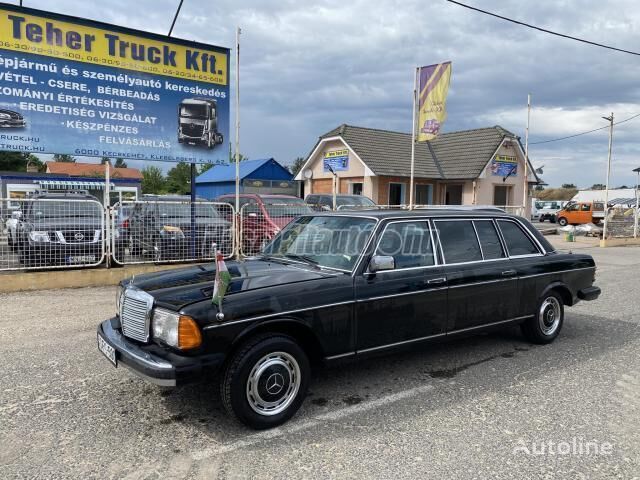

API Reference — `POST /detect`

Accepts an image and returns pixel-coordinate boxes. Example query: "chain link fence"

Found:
[1,197,105,271]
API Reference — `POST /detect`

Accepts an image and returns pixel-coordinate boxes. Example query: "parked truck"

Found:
[556,201,605,226]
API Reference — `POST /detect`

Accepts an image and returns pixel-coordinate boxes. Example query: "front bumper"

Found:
[22,243,103,264]
[97,318,224,386]
[578,286,601,301]
[0,119,25,128]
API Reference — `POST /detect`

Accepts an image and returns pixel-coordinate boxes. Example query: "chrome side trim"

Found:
[202,299,356,330]
[448,278,512,289]
[356,286,448,303]
[357,332,447,354]
[449,315,532,334]
[519,266,595,279]
[325,351,356,361]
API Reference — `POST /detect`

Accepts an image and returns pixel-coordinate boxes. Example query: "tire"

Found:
[521,291,564,344]
[221,334,310,429]
[557,217,568,227]
[550,216,557,224]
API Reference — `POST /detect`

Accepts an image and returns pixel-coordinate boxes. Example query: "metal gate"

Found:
[1,197,105,271]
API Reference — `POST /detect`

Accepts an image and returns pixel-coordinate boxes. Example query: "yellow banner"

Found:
[0,7,228,85]
[417,62,452,142]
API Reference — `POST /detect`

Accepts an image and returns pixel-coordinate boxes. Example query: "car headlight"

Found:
[152,308,201,350]
[28,231,50,242]
[161,225,184,238]
[115,285,125,316]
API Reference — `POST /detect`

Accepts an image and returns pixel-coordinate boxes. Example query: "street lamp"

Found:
[601,113,614,246]
[633,166,640,238]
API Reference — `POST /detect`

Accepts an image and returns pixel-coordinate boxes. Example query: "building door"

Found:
[445,185,463,205]
[350,182,363,195]
[415,184,433,205]
[388,183,405,205]
[493,185,511,206]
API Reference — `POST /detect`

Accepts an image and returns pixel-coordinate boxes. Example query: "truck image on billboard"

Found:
[0,3,230,164]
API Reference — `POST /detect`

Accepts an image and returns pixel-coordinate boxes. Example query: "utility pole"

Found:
[633,166,640,238]
[601,113,614,246]
[523,94,531,214]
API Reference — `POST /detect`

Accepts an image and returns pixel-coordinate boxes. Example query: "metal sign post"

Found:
[634,166,640,239]
[601,113,614,246]
[408,67,418,210]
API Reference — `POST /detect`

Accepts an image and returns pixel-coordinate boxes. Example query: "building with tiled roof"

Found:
[295,124,540,209]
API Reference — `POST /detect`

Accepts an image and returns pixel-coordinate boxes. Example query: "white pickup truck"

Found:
[532,200,568,223]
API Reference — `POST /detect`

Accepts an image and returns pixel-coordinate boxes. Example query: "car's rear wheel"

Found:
[521,291,564,344]
[221,334,310,429]
[557,217,568,226]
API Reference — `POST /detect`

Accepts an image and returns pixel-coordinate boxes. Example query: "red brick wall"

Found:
[376,176,435,204]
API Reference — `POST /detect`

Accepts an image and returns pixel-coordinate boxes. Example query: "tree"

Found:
[53,153,75,163]
[114,158,127,168]
[166,162,192,194]
[0,152,44,172]
[141,166,166,194]
[561,183,576,189]
[100,157,111,165]
[229,151,246,163]
[590,183,606,190]
[534,185,545,192]
[288,156,306,176]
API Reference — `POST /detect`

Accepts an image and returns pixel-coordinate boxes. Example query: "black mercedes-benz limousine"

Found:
[97,209,601,429]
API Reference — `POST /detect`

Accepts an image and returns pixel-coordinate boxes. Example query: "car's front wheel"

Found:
[221,334,310,429]
[521,291,564,344]
[557,217,568,226]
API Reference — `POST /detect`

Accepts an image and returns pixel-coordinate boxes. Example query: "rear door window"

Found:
[473,220,505,260]
[497,220,540,256]
[435,220,483,264]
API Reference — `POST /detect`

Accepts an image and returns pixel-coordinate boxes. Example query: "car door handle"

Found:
[502,270,517,277]
[427,277,447,285]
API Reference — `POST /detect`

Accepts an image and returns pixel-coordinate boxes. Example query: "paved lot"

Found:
[1,243,639,479]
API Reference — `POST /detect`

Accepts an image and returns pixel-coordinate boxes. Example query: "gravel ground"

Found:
[1,244,639,479]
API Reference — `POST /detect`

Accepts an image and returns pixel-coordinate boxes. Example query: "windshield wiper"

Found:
[283,253,320,268]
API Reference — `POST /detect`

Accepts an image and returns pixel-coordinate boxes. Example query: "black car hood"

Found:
[126,259,337,310]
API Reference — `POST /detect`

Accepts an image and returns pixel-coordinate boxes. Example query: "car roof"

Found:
[311,208,512,219]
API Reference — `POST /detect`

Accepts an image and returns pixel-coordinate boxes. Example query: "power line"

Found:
[530,112,640,145]
[445,0,640,57]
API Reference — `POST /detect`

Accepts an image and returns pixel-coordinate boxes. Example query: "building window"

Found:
[415,184,433,205]
[388,183,406,205]
[350,182,363,195]
[493,185,512,206]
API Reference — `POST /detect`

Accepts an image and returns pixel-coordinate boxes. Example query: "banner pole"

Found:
[523,93,530,215]
[409,67,418,210]
[234,27,241,258]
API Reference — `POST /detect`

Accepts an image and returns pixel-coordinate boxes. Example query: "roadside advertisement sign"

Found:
[490,155,518,177]
[323,149,349,172]
[417,61,451,142]
[0,3,229,164]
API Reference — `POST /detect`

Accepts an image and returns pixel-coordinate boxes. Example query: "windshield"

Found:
[337,196,375,207]
[262,198,313,217]
[180,104,208,119]
[30,200,102,219]
[158,203,219,218]
[263,216,376,271]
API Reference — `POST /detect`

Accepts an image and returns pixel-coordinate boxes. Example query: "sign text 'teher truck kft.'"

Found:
[0,3,230,163]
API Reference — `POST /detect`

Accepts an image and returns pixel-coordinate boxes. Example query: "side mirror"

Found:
[247,212,258,218]
[369,255,395,273]
[11,210,22,219]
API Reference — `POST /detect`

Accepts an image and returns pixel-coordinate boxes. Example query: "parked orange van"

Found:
[556,201,605,226]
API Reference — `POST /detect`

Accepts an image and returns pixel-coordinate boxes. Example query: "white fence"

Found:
[1,197,105,271]
[0,197,535,272]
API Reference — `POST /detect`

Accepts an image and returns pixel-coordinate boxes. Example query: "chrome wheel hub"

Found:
[246,351,301,416]
[538,296,561,335]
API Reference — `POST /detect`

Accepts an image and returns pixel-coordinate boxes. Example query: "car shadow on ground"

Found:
[157,312,637,437]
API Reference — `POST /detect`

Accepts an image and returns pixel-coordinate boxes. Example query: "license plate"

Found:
[97,333,117,367]
[67,255,96,264]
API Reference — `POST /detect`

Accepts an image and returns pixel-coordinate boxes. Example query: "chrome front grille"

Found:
[120,288,153,342]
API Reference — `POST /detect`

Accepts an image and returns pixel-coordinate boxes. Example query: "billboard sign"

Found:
[323,149,349,172]
[490,155,518,177]
[0,3,229,164]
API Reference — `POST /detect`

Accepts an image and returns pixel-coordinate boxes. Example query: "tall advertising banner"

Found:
[0,3,230,164]
[416,62,451,142]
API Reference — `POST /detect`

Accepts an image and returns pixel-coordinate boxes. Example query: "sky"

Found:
[12,0,640,188]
